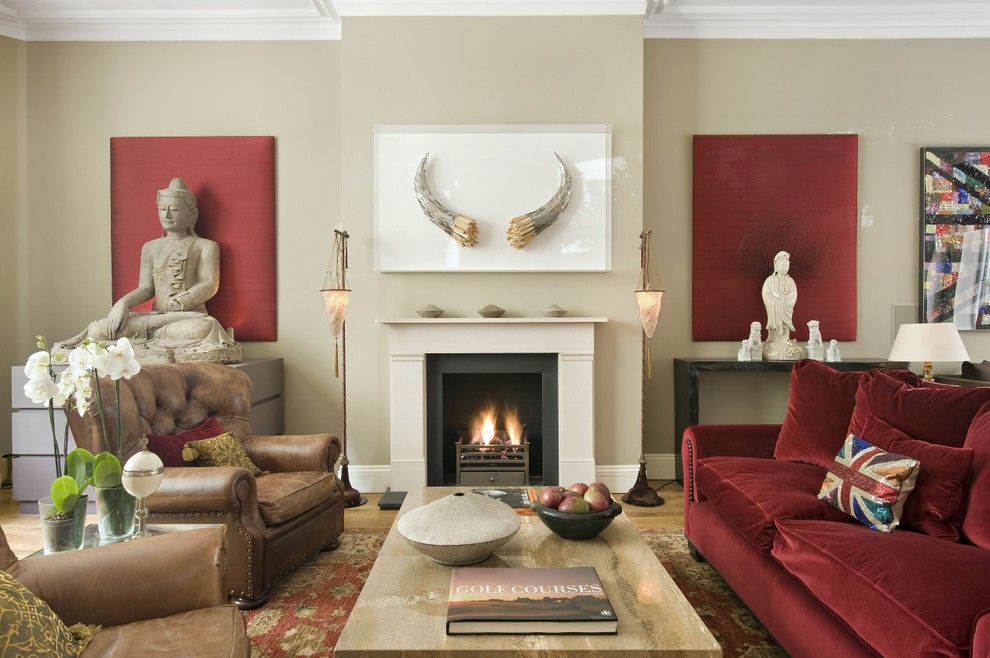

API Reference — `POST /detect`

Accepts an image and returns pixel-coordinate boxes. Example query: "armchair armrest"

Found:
[682,424,782,506]
[243,433,341,473]
[150,466,260,515]
[9,527,228,627]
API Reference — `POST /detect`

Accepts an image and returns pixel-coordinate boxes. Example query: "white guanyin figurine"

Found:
[761,251,805,361]
[827,339,841,363]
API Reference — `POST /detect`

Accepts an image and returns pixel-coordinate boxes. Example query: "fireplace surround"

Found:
[382,317,606,491]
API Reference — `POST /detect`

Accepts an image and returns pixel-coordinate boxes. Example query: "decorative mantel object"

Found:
[541,304,567,317]
[417,304,444,318]
[321,230,366,508]
[623,231,666,508]
[397,492,521,565]
[478,304,505,318]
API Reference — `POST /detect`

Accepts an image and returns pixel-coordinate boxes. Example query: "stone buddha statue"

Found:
[56,177,242,364]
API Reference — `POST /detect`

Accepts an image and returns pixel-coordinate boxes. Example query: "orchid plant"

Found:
[23,335,142,515]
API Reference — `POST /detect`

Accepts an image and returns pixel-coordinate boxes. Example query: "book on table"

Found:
[446,567,618,635]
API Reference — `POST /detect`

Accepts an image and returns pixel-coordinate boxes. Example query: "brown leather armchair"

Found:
[2,524,249,656]
[68,362,346,608]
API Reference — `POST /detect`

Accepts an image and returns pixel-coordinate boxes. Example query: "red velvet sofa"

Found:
[682,359,990,658]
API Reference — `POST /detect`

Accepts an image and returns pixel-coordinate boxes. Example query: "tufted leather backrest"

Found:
[68,363,254,462]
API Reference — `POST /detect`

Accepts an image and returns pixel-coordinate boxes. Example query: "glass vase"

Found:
[95,485,136,543]
[39,494,88,554]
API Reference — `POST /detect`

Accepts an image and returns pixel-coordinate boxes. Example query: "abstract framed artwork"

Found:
[374,125,611,272]
[110,136,276,341]
[920,146,990,329]
[692,134,858,342]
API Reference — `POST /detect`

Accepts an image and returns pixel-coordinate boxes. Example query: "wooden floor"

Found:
[0,481,684,559]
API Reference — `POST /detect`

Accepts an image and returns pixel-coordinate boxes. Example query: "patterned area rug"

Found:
[246,527,785,657]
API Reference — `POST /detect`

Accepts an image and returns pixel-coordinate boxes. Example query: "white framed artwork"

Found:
[374,125,611,272]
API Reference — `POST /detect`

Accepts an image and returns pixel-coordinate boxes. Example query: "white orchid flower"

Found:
[24,350,51,380]
[23,376,59,405]
[105,337,141,380]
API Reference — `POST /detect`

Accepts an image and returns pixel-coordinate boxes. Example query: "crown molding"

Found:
[333,1,649,17]
[0,3,26,40]
[644,4,990,39]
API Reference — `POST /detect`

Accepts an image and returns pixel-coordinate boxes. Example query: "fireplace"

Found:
[426,353,558,486]
[383,317,605,491]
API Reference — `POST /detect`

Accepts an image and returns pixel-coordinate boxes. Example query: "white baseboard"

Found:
[342,455,677,494]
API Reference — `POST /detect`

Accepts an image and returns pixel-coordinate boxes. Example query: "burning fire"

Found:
[469,403,524,445]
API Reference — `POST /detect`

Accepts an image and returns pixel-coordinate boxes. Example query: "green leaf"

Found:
[92,452,122,488]
[50,476,80,514]
[66,448,95,491]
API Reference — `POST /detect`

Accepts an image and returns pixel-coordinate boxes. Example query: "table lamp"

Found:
[889,322,970,381]
[122,436,165,538]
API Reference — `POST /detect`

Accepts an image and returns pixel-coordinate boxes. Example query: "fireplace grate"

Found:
[455,440,530,486]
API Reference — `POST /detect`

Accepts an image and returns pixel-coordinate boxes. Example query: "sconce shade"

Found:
[889,322,970,363]
[636,289,664,339]
[321,289,350,338]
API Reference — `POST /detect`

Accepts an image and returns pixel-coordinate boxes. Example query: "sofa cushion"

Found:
[80,605,248,657]
[962,360,990,382]
[182,432,266,476]
[146,417,225,467]
[818,434,919,532]
[963,403,990,549]
[695,456,853,554]
[0,569,84,657]
[772,519,990,657]
[861,414,974,541]
[848,369,990,447]
[255,471,336,525]
[775,360,918,469]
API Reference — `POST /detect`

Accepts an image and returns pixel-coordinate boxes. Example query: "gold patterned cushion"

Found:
[181,432,265,476]
[0,569,81,657]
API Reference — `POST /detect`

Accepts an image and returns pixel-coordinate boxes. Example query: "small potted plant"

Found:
[23,335,142,550]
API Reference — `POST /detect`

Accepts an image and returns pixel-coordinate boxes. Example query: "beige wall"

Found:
[16,29,990,483]
[22,41,342,436]
[339,17,646,475]
[0,36,26,458]
[644,39,990,455]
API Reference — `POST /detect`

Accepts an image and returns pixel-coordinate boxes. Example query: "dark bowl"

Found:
[529,500,623,540]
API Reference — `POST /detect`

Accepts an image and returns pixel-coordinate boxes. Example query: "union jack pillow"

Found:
[818,434,920,532]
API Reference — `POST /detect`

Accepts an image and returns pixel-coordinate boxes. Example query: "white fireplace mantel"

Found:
[380,317,607,490]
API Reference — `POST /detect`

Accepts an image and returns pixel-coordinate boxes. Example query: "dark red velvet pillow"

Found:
[146,417,226,468]
[774,360,918,469]
[963,403,990,549]
[848,370,990,447]
[859,414,974,541]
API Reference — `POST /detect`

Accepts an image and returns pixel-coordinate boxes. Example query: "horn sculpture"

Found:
[414,154,478,247]
[506,153,573,250]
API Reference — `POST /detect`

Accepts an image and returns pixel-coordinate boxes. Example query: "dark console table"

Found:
[672,358,908,483]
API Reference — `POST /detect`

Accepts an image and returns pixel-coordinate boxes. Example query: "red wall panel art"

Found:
[692,134,857,342]
[110,136,276,341]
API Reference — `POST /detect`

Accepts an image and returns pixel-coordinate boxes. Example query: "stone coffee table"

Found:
[335,487,721,657]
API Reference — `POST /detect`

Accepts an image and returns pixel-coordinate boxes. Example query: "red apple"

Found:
[568,482,589,496]
[587,482,611,499]
[583,488,612,512]
[539,486,565,509]
[561,489,581,499]
[558,496,591,514]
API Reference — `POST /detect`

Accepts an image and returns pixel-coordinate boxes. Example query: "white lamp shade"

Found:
[889,323,971,363]
[636,290,664,339]
[321,289,350,338]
